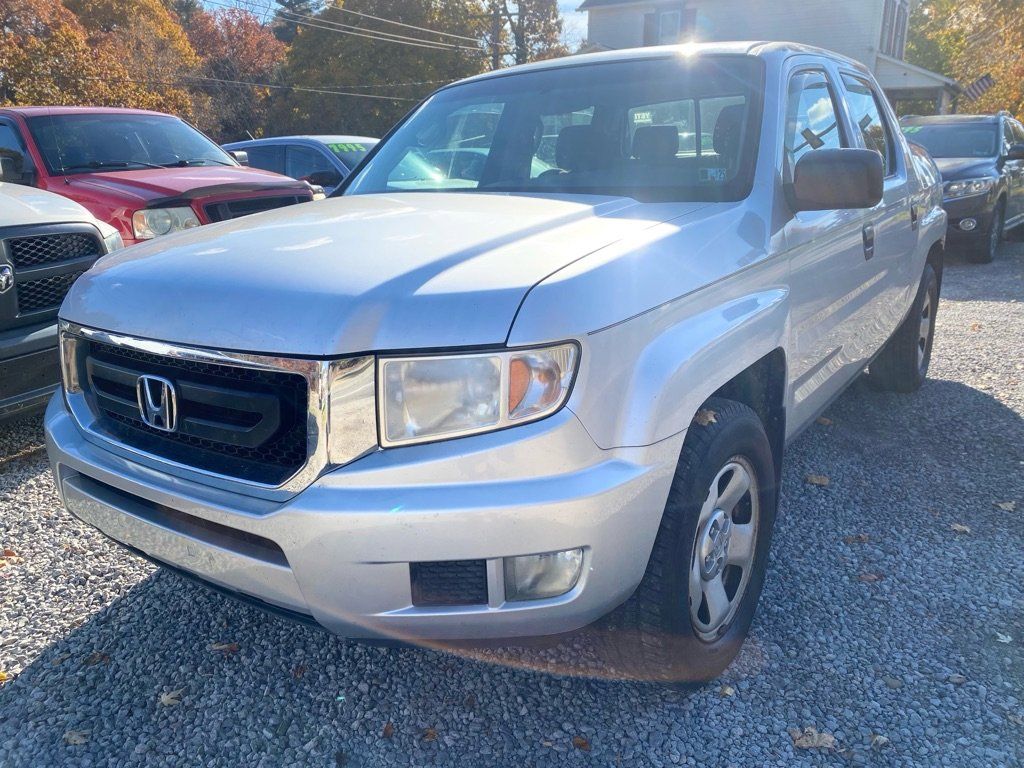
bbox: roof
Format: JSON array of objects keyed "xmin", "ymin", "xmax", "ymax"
[
  {"xmin": 224, "ymin": 135, "xmax": 378, "ymax": 147},
  {"xmin": 901, "ymin": 114, "xmax": 1001, "ymax": 125},
  {"xmin": 452, "ymin": 41, "xmax": 869, "ymax": 88},
  {"xmin": 577, "ymin": 0, "xmax": 666, "ymax": 9},
  {"xmin": 0, "ymin": 106, "xmax": 173, "ymax": 118}
]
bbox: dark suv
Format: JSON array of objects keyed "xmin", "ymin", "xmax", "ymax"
[{"xmin": 902, "ymin": 113, "xmax": 1024, "ymax": 263}]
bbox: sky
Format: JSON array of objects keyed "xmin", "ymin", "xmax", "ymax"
[{"xmin": 558, "ymin": 0, "xmax": 588, "ymax": 47}]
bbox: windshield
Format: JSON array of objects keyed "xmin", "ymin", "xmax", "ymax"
[
  {"xmin": 344, "ymin": 55, "xmax": 764, "ymax": 203},
  {"xmin": 901, "ymin": 123, "xmax": 999, "ymax": 158},
  {"xmin": 324, "ymin": 139, "xmax": 377, "ymax": 169},
  {"xmin": 26, "ymin": 113, "xmax": 236, "ymax": 174}
]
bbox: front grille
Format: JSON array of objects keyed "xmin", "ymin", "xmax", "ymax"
[
  {"xmin": 204, "ymin": 195, "xmax": 307, "ymax": 223},
  {"xmin": 16, "ymin": 270, "xmax": 87, "ymax": 313},
  {"xmin": 9, "ymin": 232, "xmax": 101, "ymax": 268},
  {"xmin": 80, "ymin": 340, "xmax": 309, "ymax": 485},
  {"xmin": 410, "ymin": 560, "xmax": 489, "ymax": 606}
]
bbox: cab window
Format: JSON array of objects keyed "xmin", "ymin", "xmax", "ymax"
[
  {"xmin": 0, "ymin": 121, "xmax": 29, "ymax": 180},
  {"xmin": 841, "ymin": 74, "xmax": 896, "ymax": 176},
  {"xmin": 783, "ymin": 70, "xmax": 844, "ymax": 170}
]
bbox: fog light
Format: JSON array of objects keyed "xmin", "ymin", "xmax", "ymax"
[
  {"xmin": 504, "ymin": 548, "xmax": 583, "ymax": 602},
  {"xmin": 959, "ymin": 218, "xmax": 977, "ymax": 231}
]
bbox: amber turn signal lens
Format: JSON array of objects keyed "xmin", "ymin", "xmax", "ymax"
[{"xmin": 508, "ymin": 358, "xmax": 530, "ymax": 413}]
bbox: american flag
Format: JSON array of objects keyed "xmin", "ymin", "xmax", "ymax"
[{"xmin": 963, "ymin": 74, "xmax": 995, "ymax": 101}]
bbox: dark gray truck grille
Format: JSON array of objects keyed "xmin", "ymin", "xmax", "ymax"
[
  {"xmin": 0, "ymin": 225, "xmax": 102, "ymax": 330},
  {"xmin": 204, "ymin": 195, "xmax": 308, "ymax": 223},
  {"xmin": 78, "ymin": 340, "xmax": 310, "ymax": 485}
]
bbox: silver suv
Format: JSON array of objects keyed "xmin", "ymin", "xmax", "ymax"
[{"xmin": 45, "ymin": 42, "xmax": 946, "ymax": 682}]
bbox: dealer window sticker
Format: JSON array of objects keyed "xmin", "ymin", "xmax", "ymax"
[
  {"xmin": 700, "ymin": 167, "xmax": 728, "ymax": 183},
  {"xmin": 328, "ymin": 143, "xmax": 368, "ymax": 153}
]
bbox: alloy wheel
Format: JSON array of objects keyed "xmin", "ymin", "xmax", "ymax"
[{"xmin": 918, "ymin": 288, "xmax": 933, "ymax": 372}]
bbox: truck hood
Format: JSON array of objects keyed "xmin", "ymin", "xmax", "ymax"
[
  {"xmin": 62, "ymin": 193, "xmax": 701, "ymax": 356},
  {"xmin": 0, "ymin": 181, "xmax": 100, "ymax": 228},
  {"xmin": 66, "ymin": 165, "xmax": 309, "ymax": 205}
]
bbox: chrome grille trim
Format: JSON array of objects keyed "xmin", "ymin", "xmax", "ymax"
[{"xmin": 59, "ymin": 321, "xmax": 378, "ymax": 501}]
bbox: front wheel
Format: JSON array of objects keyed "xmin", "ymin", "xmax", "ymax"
[
  {"xmin": 598, "ymin": 398, "xmax": 777, "ymax": 683},
  {"xmin": 968, "ymin": 201, "xmax": 1003, "ymax": 264}
]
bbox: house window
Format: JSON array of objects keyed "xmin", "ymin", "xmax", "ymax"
[
  {"xmin": 643, "ymin": 7, "xmax": 696, "ymax": 46},
  {"xmin": 880, "ymin": 0, "xmax": 909, "ymax": 57}
]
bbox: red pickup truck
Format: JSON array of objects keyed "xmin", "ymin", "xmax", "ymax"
[{"xmin": 0, "ymin": 107, "xmax": 313, "ymax": 245}]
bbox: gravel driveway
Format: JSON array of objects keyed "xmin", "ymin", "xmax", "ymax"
[{"xmin": 1, "ymin": 244, "xmax": 1022, "ymax": 768}]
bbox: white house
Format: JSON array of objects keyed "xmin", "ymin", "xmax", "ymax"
[{"xmin": 577, "ymin": 0, "xmax": 958, "ymax": 112}]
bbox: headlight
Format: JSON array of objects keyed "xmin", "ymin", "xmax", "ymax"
[
  {"xmin": 131, "ymin": 206, "xmax": 200, "ymax": 239},
  {"xmin": 102, "ymin": 229, "xmax": 124, "ymax": 253},
  {"xmin": 943, "ymin": 177, "xmax": 994, "ymax": 200},
  {"xmin": 379, "ymin": 342, "xmax": 579, "ymax": 446}
]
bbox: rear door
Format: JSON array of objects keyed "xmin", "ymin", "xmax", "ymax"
[
  {"xmin": 1004, "ymin": 119, "xmax": 1024, "ymax": 228},
  {"xmin": 836, "ymin": 71, "xmax": 916, "ymax": 348},
  {"xmin": 781, "ymin": 61, "xmax": 876, "ymax": 429}
]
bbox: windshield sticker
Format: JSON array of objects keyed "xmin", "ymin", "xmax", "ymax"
[
  {"xmin": 902, "ymin": 126, "xmax": 923, "ymax": 134},
  {"xmin": 328, "ymin": 142, "xmax": 367, "ymax": 153},
  {"xmin": 700, "ymin": 167, "xmax": 727, "ymax": 183}
]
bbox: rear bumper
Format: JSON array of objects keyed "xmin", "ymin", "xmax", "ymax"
[
  {"xmin": 45, "ymin": 394, "xmax": 683, "ymax": 640},
  {"xmin": 0, "ymin": 322, "xmax": 59, "ymax": 421}
]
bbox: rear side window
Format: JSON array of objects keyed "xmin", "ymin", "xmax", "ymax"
[
  {"xmin": 841, "ymin": 74, "xmax": 896, "ymax": 176},
  {"xmin": 783, "ymin": 70, "xmax": 844, "ymax": 168}
]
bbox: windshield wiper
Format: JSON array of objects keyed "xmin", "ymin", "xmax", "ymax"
[
  {"xmin": 165, "ymin": 158, "xmax": 233, "ymax": 167},
  {"xmin": 62, "ymin": 160, "xmax": 164, "ymax": 171}
]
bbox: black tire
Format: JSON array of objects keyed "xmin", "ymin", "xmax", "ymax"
[
  {"xmin": 967, "ymin": 199, "xmax": 1004, "ymax": 263},
  {"xmin": 868, "ymin": 263, "xmax": 939, "ymax": 393},
  {"xmin": 598, "ymin": 398, "xmax": 777, "ymax": 683}
]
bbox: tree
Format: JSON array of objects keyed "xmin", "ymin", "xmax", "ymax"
[
  {"xmin": 186, "ymin": 8, "xmax": 288, "ymax": 141},
  {"xmin": 499, "ymin": 0, "xmax": 567, "ymax": 66},
  {"xmin": 0, "ymin": 0, "xmax": 187, "ymax": 111},
  {"xmin": 269, "ymin": 0, "xmax": 488, "ymax": 136},
  {"xmin": 272, "ymin": 0, "xmax": 325, "ymax": 43}
]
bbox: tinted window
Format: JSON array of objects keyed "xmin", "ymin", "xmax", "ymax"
[
  {"xmin": 900, "ymin": 124, "xmax": 998, "ymax": 158},
  {"xmin": 784, "ymin": 70, "xmax": 844, "ymax": 167},
  {"xmin": 243, "ymin": 145, "xmax": 285, "ymax": 175},
  {"xmin": 0, "ymin": 122, "xmax": 28, "ymax": 177},
  {"xmin": 345, "ymin": 56, "xmax": 765, "ymax": 203},
  {"xmin": 26, "ymin": 114, "xmax": 234, "ymax": 174},
  {"xmin": 841, "ymin": 74, "xmax": 895, "ymax": 175},
  {"xmin": 286, "ymin": 145, "xmax": 339, "ymax": 184}
]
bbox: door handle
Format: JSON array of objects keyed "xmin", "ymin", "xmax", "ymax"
[
  {"xmin": 910, "ymin": 204, "xmax": 919, "ymax": 231},
  {"xmin": 862, "ymin": 223, "xmax": 875, "ymax": 260}
]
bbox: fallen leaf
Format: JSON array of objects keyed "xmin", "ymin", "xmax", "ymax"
[
  {"xmin": 869, "ymin": 733, "xmax": 891, "ymax": 750},
  {"xmin": 950, "ymin": 523, "xmax": 971, "ymax": 534},
  {"xmin": 947, "ymin": 674, "xmax": 967, "ymax": 685},
  {"xmin": 789, "ymin": 726, "xmax": 836, "ymax": 750},
  {"xmin": 693, "ymin": 409, "xmax": 717, "ymax": 427},
  {"xmin": 63, "ymin": 730, "xmax": 89, "ymax": 746},
  {"xmin": 422, "ymin": 727, "xmax": 437, "ymax": 742},
  {"xmin": 0, "ymin": 670, "xmax": 7, "ymax": 683},
  {"xmin": 719, "ymin": 684, "xmax": 735, "ymax": 697},
  {"xmin": 858, "ymin": 572, "xmax": 885, "ymax": 584},
  {"xmin": 541, "ymin": 740, "xmax": 554, "ymax": 747},
  {"xmin": 209, "ymin": 642, "xmax": 239, "ymax": 654},
  {"xmin": 816, "ymin": 416, "xmax": 833, "ymax": 426},
  {"xmin": 572, "ymin": 736, "xmax": 592, "ymax": 752},
  {"xmin": 843, "ymin": 533, "xmax": 870, "ymax": 544},
  {"xmin": 381, "ymin": 722, "xmax": 394, "ymax": 739},
  {"xmin": 995, "ymin": 501, "xmax": 1017, "ymax": 512},
  {"xmin": 292, "ymin": 664, "xmax": 306, "ymax": 679},
  {"xmin": 995, "ymin": 632, "xmax": 1013, "ymax": 644},
  {"xmin": 805, "ymin": 474, "xmax": 830, "ymax": 487},
  {"xmin": 83, "ymin": 651, "xmax": 109, "ymax": 666},
  {"xmin": 969, "ymin": 322, "xmax": 983, "ymax": 332},
  {"xmin": 159, "ymin": 688, "xmax": 184, "ymax": 706}
]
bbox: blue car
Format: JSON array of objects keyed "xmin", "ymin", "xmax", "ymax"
[{"xmin": 222, "ymin": 135, "xmax": 377, "ymax": 195}]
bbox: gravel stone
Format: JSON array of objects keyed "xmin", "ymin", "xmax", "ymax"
[{"xmin": 1, "ymin": 244, "xmax": 1023, "ymax": 766}]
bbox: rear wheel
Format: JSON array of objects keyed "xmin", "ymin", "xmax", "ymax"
[
  {"xmin": 868, "ymin": 263, "xmax": 939, "ymax": 392},
  {"xmin": 967, "ymin": 200, "xmax": 1003, "ymax": 263},
  {"xmin": 598, "ymin": 398, "xmax": 776, "ymax": 683}
]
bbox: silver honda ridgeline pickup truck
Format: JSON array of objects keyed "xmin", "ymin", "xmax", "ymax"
[{"xmin": 46, "ymin": 42, "xmax": 945, "ymax": 682}]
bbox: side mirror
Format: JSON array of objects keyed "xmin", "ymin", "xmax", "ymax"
[
  {"xmin": 0, "ymin": 155, "xmax": 28, "ymax": 184},
  {"xmin": 228, "ymin": 150, "xmax": 249, "ymax": 166},
  {"xmin": 790, "ymin": 148, "xmax": 884, "ymax": 212},
  {"xmin": 1006, "ymin": 143, "xmax": 1024, "ymax": 161},
  {"xmin": 304, "ymin": 170, "xmax": 342, "ymax": 188}
]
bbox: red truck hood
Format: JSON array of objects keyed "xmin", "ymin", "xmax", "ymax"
[{"xmin": 66, "ymin": 165, "xmax": 309, "ymax": 204}]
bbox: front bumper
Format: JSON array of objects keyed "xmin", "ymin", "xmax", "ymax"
[
  {"xmin": 0, "ymin": 321, "xmax": 60, "ymax": 421},
  {"xmin": 45, "ymin": 394, "xmax": 683, "ymax": 640},
  {"xmin": 943, "ymin": 194, "xmax": 996, "ymax": 244}
]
